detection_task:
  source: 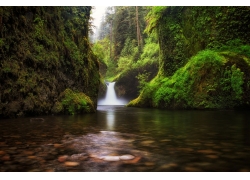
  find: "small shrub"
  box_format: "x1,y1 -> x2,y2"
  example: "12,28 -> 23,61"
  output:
60,88 -> 94,115
231,64 -> 244,100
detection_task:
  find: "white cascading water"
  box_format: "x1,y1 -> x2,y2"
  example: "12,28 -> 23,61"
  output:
98,82 -> 128,105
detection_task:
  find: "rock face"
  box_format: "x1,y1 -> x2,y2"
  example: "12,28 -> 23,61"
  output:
157,6 -> 250,77
114,61 -> 158,100
128,7 -> 250,109
0,7 -> 100,118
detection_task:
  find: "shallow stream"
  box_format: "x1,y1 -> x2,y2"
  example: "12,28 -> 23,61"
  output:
0,106 -> 250,172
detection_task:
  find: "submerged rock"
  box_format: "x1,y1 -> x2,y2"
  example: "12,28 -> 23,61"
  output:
141,140 -> 155,146
101,156 -> 120,161
58,155 -> 69,163
119,154 -> 135,160
64,161 -> 80,167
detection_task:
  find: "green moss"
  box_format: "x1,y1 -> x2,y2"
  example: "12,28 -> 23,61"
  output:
129,49 -> 249,109
0,7 -> 100,118
230,64 -> 244,100
151,7 -> 250,76
60,88 -> 95,115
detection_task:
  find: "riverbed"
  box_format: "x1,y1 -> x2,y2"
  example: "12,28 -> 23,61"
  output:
0,105 -> 250,172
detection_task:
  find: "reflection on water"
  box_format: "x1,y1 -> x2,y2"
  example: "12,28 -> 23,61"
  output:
106,110 -> 115,130
0,105 -> 250,172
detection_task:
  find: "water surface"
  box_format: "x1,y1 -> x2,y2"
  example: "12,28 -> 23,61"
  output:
0,106 -> 250,172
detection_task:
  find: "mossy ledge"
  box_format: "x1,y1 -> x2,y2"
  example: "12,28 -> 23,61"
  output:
128,50 -> 250,109
0,7 -> 100,118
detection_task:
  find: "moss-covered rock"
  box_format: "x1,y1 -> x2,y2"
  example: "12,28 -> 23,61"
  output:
0,7 -> 100,118
157,6 -> 250,77
52,88 -> 95,115
113,60 -> 158,100
128,49 -> 250,109
128,6 -> 250,110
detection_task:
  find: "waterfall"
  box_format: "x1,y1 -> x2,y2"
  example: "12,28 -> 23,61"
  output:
98,82 -> 128,105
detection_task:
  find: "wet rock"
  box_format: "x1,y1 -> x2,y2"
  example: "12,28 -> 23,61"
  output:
7,150 -> 18,155
101,156 -> 120,161
9,147 -> 17,150
28,156 -> 37,159
221,149 -> 231,152
197,149 -> 218,154
15,142 -> 22,145
54,144 -> 63,148
191,162 -> 212,167
58,155 -> 69,163
1,155 -> 10,161
0,150 -> 6,155
70,154 -> 87,161
141,140 -> 155,146
160,139 -> 171,142
159,163 -> 178,170
45,169 -> 55,172
206,155 -> 219,159
0,142 -> 7,146
28,169 -> 41,172
64,161 -> 80,166
221,143 -> 233,147
145,162 -> 155,166
122,156 -> 141,164
119,154 -> 135,160
23,151 -> 34,155
204,143 -> 215,147
185,166 -> 202,172
176,148 -> 193,152
240,168 -> 250,172
44,154 -> 55,160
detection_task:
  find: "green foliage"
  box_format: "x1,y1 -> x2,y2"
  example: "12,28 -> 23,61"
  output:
129,49 -> 247,109
136,41 -> 159,67
0,7 -> 99,118
214,39 -> 250,58
117,56 -> 132,72
144,6 -> 168,35
230,64 -> 244,100
33,16 -> 45,40
152,6 -> 250,76
61,88 -> 94,115
0,38 -> 4,48
136,72 -> 151,92
92,42 -> 106,64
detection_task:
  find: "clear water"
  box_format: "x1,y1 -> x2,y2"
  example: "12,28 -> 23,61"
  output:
0,106 -> 250,172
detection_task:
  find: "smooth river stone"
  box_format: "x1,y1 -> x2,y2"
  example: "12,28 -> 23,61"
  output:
141,140 -> 155,145
54,144 -> 63,148
0,151 -> 6,155
64,161 -> 80,166
145,162 -> 155,166
206,155 -> 219,159
159,163 -> 178,170
119,154 -> 135,160
1,155 -> 10,161
185,166 -> 202,172
101,156 -> 120,161
197,149 -> 218,154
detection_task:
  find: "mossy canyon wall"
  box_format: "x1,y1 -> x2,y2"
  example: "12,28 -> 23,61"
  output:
0,7 -> 100,118
158,6 -> 250,77
129,6 -> 250,109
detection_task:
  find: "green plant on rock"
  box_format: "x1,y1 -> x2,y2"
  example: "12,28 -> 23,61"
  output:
136,72 -> 151,93
61,88 -> 94,115
231,64 -> 244,100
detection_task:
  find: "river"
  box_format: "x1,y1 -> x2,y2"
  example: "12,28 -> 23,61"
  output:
0,105 -> 249,172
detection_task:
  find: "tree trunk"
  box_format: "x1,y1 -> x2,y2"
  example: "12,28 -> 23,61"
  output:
110,20 -> 113,60
136,6 -> 143,52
